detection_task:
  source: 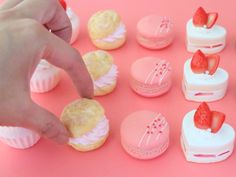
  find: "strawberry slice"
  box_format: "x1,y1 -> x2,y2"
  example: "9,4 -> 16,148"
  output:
194,102 -> 212,129
191,50 -> 208,74
211,111 -> 225,133
207,54 -> 220,75
59,0 -> 67,10
206,13 -> 218,28
193,7 -> 208,27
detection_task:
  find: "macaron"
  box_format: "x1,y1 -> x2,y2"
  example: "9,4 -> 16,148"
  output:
83,50 -> 118,96
60,98 -> 109,152
120,110 -> 170,160
30,60 -> 61,93
130,57 -> 172,97
88,9 -> 127,50
137,15 -> 174,49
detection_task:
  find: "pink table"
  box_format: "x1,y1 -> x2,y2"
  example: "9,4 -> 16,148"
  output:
1,0 -> 236,176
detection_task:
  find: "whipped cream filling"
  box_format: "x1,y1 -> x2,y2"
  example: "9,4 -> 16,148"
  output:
69,117 -> 109,146
94,64 -> 118,89
96,23 -> 126,43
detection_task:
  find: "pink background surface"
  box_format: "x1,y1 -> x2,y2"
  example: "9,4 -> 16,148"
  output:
1,0 -> 236,177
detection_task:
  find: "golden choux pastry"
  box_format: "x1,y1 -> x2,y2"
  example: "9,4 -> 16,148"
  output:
61,98 -> 109,152
88,9 -> 127,50
83,50 -> 118,96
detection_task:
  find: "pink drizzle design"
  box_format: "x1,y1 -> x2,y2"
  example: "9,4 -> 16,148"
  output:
155,17 -> 173,35
138,114 -> 168,147
145,60 -> 171,85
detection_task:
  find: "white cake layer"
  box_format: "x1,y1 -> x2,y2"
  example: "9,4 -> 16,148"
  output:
184,59 -> 228,89
181,110 -> 235,163
182,80 -> 227,102
186,19 -> 226,54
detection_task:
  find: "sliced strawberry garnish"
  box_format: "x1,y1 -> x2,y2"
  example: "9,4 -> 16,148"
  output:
59,0 -> 67,10
206,13 -> 218,28
207,54 -> 220,75
191,50 -> 208,74
194,102 -> 212,129
211,111 -> 225,133
193,7 -> 208,27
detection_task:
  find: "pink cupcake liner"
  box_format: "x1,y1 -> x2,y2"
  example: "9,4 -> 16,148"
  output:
30,73 -> 61,93
0,126 -> 40,149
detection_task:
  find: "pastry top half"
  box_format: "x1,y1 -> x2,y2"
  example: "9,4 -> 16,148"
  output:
83,50 -> 114,80
88,9 -> 121,40
60,98 -> 105,137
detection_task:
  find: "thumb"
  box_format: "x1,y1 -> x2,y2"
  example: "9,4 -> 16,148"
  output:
23,103 -> 69,144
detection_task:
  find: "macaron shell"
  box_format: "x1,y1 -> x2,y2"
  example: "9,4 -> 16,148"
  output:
83,50 -> 113,80
88,10 -> 121,40
131,57 -> 172,85
137,15 -> 174,38
121,110 -> 169,159
60,99 -> 105,137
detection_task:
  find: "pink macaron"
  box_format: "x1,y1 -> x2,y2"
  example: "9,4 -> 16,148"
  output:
120,110 -> 170,160
130,57 -> 172,97
137,15 -> 174,49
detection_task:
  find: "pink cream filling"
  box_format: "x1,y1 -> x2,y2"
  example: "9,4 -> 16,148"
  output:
194,151 -> 230,158
189,43 -> 223,49
194,92 -> 214,96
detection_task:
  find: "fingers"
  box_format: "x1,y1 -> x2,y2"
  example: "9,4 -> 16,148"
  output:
0,0 -> 22,10
0,96 -> 68,144
10,0 -> 72,42
24,102 -> 69,144
40,27 -> 94,98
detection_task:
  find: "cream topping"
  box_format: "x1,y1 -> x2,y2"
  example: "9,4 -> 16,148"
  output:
96,23 -> 126,43
94,64 -> 118,89
69,117 -> 109,146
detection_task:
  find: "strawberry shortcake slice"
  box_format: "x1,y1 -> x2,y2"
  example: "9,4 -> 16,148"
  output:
186,7 -> 226,54
182,50 -> 228,102
181,102 -> 235,163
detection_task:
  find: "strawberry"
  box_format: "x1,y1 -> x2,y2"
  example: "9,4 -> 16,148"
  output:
191,50 -> 208,74
59,0 -> 67,10
194,102 -> 212,129
206,13 -> 218,28
211,111 -> 225,133
207,54 -> 220,75
193,7 -> 208,27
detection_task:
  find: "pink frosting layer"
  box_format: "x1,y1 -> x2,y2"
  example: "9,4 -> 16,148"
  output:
94,64 -> 118,89
69,117 -> 109,146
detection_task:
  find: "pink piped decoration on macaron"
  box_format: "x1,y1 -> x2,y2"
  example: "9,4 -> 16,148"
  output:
144,59 -> 171,85
138,114 -> 168,147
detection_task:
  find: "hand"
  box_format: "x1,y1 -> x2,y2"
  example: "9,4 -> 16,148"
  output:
0,0 -> 94,144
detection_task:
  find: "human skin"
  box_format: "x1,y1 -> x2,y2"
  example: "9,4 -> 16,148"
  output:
0,0 -> 94,144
